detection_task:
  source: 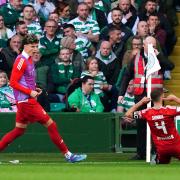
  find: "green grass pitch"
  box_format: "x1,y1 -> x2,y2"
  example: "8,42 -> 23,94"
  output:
0,153 -> 180,180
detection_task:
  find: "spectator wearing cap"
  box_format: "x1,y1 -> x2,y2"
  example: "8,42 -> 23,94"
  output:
60,36 -> 84,78
63,24 -> 96,61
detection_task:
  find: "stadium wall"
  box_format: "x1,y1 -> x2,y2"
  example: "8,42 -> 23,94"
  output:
0,113 -> 118,153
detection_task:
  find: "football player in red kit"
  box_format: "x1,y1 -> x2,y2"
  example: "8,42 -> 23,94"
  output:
125,89 -> 180,164
0,34 -> 87,163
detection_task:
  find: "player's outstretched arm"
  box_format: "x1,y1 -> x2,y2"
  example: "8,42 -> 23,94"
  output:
163,94 -> 180,104
125,97 -> 150,119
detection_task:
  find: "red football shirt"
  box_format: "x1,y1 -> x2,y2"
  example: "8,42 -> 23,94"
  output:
134,106 -> 180,148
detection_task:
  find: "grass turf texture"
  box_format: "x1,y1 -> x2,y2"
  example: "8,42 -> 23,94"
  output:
0,153 -> 180,180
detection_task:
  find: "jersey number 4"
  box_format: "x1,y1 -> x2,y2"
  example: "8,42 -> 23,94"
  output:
155,121 -> 168,134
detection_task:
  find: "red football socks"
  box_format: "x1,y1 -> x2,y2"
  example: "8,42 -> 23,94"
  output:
47,122 -> 69,154
0,127 -> 25,151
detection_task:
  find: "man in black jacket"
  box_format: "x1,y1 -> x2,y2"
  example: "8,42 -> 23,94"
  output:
101,8 -> 133,43
84,0 -> 108,30
0,35 -> 21,78
138,0 -> 176,55
118,36 -> 174,160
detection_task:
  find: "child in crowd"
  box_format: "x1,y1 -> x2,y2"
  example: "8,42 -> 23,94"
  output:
81,57 -> 118,112
0,70 -> 17,112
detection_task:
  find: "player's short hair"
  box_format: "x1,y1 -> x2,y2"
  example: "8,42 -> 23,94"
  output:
151,89 -> 163,102
81,75 -> 94,84
22,34 -> 39,46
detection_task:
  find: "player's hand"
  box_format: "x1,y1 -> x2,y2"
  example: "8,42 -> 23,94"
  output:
163,94 -> 177,101
117,96 -> 124,103
30,90 -> 39,98
123,116 -> 133,123
35,87 -> 42,95
154,48 -> 159,56
140,97 -> 151,104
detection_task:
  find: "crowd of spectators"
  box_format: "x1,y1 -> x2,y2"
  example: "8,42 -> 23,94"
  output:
0,0 -> 179,113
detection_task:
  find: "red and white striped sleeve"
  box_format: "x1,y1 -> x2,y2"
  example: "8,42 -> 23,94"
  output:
10,56 -> 32,95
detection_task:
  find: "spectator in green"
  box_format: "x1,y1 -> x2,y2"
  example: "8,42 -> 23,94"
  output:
0,0 -> 23,30
0,70 -> 17,112
48,12 -> 63,39
60,36 -> 85,78
94,0 -> 111,15
63,24 -> 96,61
84,0 -> 108,31
68,75 -> 104,112
81,57 -> 118,112
38,19 -> 61,67
0,15 -> 14,48
95,41 -> 121,85
21,4 -> 42,39
69,2 -> 100,43
36,19 -> 61,90
50,48 -> 79,103
117,80 -> 135,112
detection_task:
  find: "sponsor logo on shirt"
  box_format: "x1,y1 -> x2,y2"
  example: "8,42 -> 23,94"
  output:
152,115 -> 164,120
157,135 -> 174,140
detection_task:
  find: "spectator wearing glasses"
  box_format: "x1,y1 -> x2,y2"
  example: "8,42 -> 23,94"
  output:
122,35 -> 142,66
36,20 -> 60,90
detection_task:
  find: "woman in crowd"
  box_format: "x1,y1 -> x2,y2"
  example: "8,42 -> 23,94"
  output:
0,15 -> 14,48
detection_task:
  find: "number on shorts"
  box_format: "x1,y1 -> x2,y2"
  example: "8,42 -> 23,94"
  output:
155,121 -> 168,134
